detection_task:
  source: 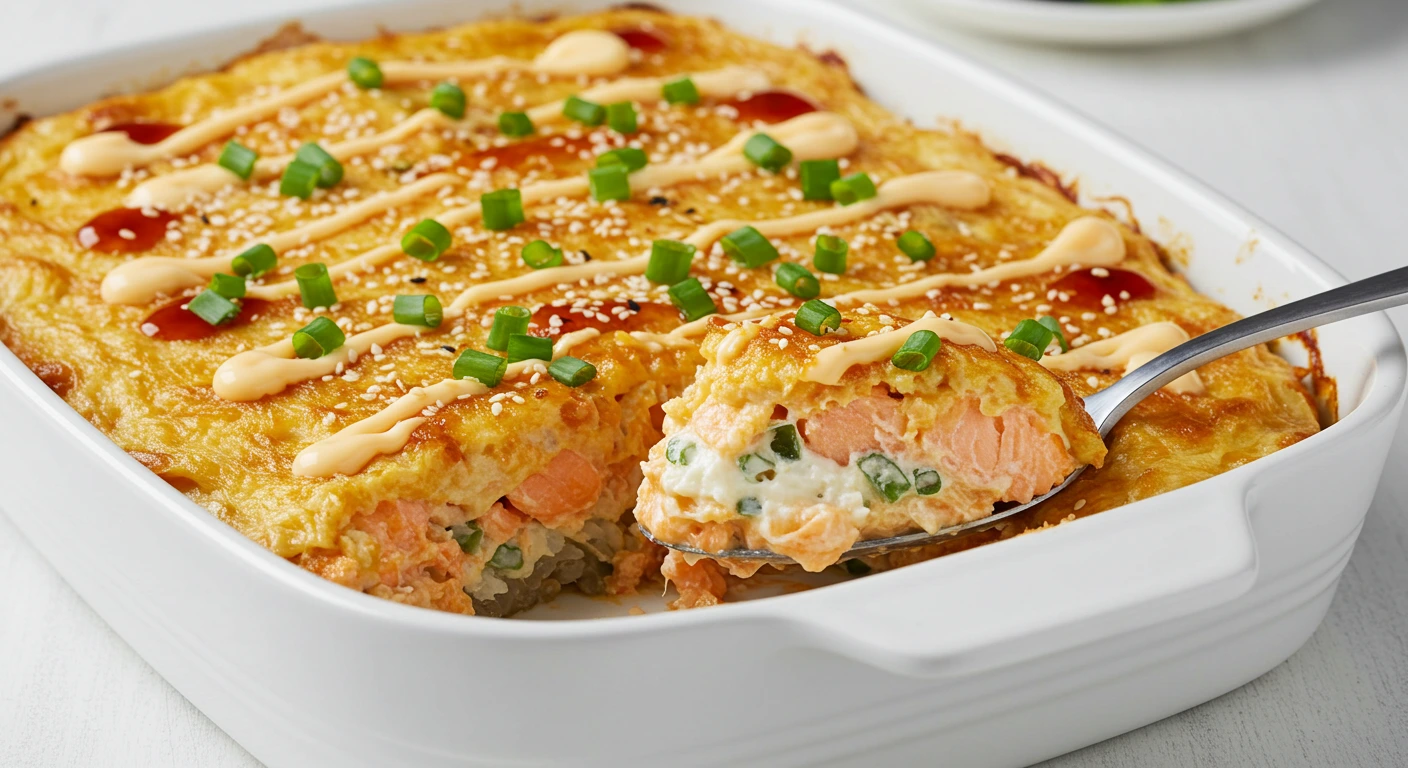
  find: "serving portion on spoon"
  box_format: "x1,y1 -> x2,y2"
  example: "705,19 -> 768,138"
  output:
639,265 -> 1408,566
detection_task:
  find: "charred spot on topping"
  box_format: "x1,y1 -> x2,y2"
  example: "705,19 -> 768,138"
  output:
994,153 -> 1078,204
29,198 -> 36,206
141,297 -> 274,341
76,208 -> 177,254
1046,268 -> 1156,311
534,388 -> 549,399
529,300 -> 676,336
648,196 -> 669,206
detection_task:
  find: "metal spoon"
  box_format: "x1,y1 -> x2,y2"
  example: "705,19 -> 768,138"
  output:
642,265 -> 1408,563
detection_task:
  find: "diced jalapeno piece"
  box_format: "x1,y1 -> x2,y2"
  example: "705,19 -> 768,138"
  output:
769,423 -> 801,461
913,468 -> 942,496
447,522 -> 483,553
666,437 -> 696,466
489,543 -> 523,570
737,452 -> 775,483
736,497 -> 763,517
858,453 -> 910,502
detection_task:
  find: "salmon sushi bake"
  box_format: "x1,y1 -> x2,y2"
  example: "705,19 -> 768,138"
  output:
0,7 -> 1322,617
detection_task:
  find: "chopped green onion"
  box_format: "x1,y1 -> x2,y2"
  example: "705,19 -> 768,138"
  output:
1038,315 -> 1069,352
775,262 -> 820,299
1004,319 -> 1056,361
489,543 -> 523,570
218,141 -> 258,180
294,263 -> 338,309
596,147 -> 648,172
207,272 -> 246,299
799,159 -> 840,201
347,57 -> 383,89
661,77 -> 699,105
720,225 -> 778,268
486,305 -> 530,351
736,497 -> 762,517
279,160 -> 321,199
294,143 -> 343,188
430,82 -> 466,119
813,234 -> 848,274
794,299 -> 841,336
858,453 -> 910,502
770,424 -> 801,461
891,330 -> 941,372
562,95 -> 605,126
481,188 -> 524,231
914,468 -> 942,496
521,240 -> 564,269
743,133 -> 793,173
645,239 -> 696,284
665,437 -> 695,465
897,230 -> 935,262
187,290 -> 239,326
588,164 -> 630,202
737,453 -> 775,483
291,316 -> 346,359
830,172 -> 877,206
507,333 -> 552,363
447,522 -> 483,553
548,356 -> 597,387
606,101 -> 638,134
668,277 -> 716,322
230,243 -> 276,278
392,294 -> 443,327
401,218 -> 452,261
498,111 -> 534,137
453,349 -> 506,387
843,559 -> 872,576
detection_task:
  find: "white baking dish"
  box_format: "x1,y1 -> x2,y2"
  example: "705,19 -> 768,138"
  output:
0,1 -> 1402,766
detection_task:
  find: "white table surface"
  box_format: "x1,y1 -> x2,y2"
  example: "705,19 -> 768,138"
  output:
1,1 -> 1405,766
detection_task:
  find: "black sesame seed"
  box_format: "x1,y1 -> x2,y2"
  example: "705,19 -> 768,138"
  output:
648,196 -> 668,206
626,299 -> 641,312
441,345 -> 455,353
200,213 -> 211,225
580,250 -> 592,261
685,207 -> 696,214
29,198 -> 37,206
409,276 -> 427,284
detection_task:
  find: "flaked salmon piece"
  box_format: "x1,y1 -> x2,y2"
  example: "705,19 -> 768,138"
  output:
662,550 -> 727,610
506,450 -> 603,526
922,397 -> 1077,504
752,502 -> 861,572
475,501 -> 530,543
798,386 -> 907,466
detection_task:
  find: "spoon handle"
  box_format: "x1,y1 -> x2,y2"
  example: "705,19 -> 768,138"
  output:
1083,266 -> 1408,435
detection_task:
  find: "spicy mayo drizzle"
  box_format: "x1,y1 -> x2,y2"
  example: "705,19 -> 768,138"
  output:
1041,321 -> 1204,394
803,312 -> 997,385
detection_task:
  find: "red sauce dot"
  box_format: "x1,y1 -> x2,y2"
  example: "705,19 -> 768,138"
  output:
77,208 -> 178,254
529,300 -> 678,337
613,28 -> 669,53
722,90 -> 819,124
140,298 -> 271,342
1046,267 -> 1157,310
101,122 -> 182,145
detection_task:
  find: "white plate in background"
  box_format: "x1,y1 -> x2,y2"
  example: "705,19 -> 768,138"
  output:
907,0 -> 1323,45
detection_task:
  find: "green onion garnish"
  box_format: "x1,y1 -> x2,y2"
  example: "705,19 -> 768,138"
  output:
489,543 -> 523,570
596,147 -> 648,172
799,159 -> 840,201
665,437 -> 696,465
858,453 -> 910,502
453,349 -> 506,387
208,272 -> 246,299
400,218 -> 452,262
736,497 -> 763,517
1038,315 -> 1069,352
830,172 -> 877,206
521,240 -> 564,270
187,290 -> 239,326
645,239 -> 696,284
743,133 -> 793,174
843,559 -> 872,575
548,356 -> 597,387
486,305 -> 530,351
279,160 -> 321,199
770,424 -> 801,461
430,82 -> 467,119
913,468 -> 942,496
498,111 -> 534,137
606,101 -> 638,134
218,141 -> 258,180
891,329 -> 941,372
347,57 -> 383,89
481,188 -> 524,231
588,164 -> 630,202
294,263 -> 338,309
447,521 -> 483,553
662,77 -> 699,105
721,225 -> 779,268
562,95 -> 605,126
897,230 -> 935,262
231,243 -> 277,278
668,277 -> 716,322
1004,318 -> 1056,361
813,234 -> 848,274
794,299 -> 841,336
392,294 -> 443,327
775,262 -> 820,299
507,333 -> 552,363
292,316 -> 346,359
294,143 -> 343,188
737,453 -> 775,483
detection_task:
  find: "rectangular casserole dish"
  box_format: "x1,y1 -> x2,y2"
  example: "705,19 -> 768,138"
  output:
0,1 -> 1401,766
